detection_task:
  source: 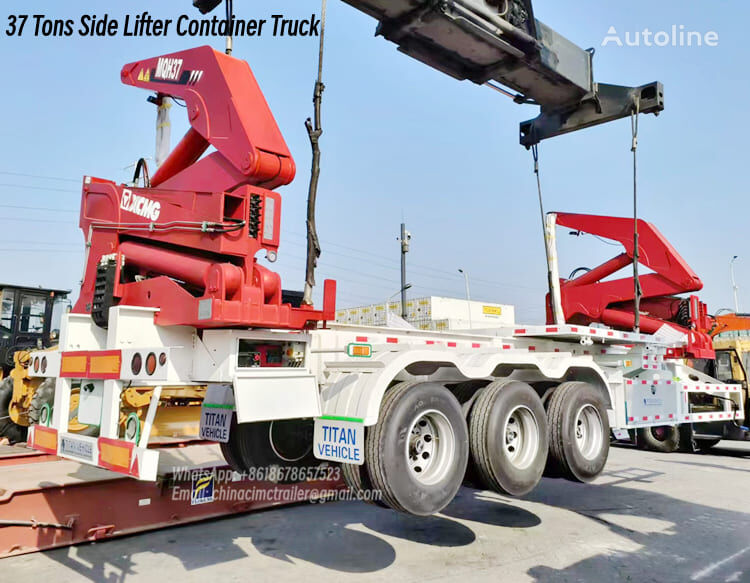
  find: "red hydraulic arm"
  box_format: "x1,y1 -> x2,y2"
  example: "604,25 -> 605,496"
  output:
74,46 -> 335,329
547,213 -> 714,358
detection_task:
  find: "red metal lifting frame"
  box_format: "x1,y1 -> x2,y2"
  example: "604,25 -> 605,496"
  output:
547,213 -> 715,358
73,46 -> 335,329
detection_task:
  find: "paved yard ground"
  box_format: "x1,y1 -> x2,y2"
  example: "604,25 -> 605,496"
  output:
5,442 -> 750,582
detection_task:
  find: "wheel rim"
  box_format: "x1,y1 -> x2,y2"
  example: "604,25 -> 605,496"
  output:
574,404 -> 603,460
268,420 -> 313,462
125,413 -> 140,442
503,405 -> 540,470
405,409 -> 456,485
40,403 -> 51,427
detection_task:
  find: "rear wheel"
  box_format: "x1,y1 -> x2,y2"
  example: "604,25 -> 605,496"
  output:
223,417 -> 319,483
636,425 -> 680,453
0,376 -> 27,444
365,382 -> 468,515
219,413 -> 246,473
342,454 -> 388,508
547,382 -> 610,482
469,379 -> 548,496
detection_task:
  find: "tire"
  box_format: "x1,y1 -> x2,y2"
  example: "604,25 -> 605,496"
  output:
27,378 -> 55,425
365,381 -> 469,516
469,379 -> 548,496
232,418 -> 319,483
636,425 -> 680,453
695,438 -> 720,452
219,413 -> 246,473
27,379 -> 98,436
453,380 -> 487,407
341,455 -> 388,508
547,381 -> 610,483
452,380 -> 488,487
0,376 -> 27,444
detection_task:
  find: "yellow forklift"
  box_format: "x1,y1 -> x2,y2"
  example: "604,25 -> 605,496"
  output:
0,284 -> 204,444
0,284 -> 69,443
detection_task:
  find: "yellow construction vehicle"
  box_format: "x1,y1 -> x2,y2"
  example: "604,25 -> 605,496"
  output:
0,284 -> 203,444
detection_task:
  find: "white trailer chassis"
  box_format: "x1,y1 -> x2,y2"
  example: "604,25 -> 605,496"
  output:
26,306 -> 744,480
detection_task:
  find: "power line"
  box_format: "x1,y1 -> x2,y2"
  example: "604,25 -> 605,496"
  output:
0,216 -> 74,224
0,183 -> 78,194
0,171 -> 80,183
0,204 -> 77,213
0,240 -> 79,247
0,248 -> 79,253
282,236 -> 536,292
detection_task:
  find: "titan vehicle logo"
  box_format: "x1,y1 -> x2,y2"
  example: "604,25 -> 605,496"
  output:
120,189 -> 161,221
154,57 -> 183,81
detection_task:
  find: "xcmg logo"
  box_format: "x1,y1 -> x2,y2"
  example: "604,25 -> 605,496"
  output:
120,189 -> 161,221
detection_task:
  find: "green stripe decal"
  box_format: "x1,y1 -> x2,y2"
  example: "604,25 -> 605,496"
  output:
320,415 -> 364,423
202,403 -> 235,410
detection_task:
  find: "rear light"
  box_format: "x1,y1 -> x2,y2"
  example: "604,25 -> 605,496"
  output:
131,353 -> 142,375
33,357 -> 40,373
145,352 -> 157,375
41,356 -> 47,374
158,352 -> 167,366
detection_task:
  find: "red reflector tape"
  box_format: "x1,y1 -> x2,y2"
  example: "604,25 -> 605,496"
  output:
546,327 -> 558,333
447,342 -> 457,348
472,343 -> 480,348
514,329 -> 526,334
356,336 -> 368,342
386,338 -> 398,344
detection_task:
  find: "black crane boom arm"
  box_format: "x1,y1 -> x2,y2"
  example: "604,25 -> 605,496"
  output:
341,0 -> 664,146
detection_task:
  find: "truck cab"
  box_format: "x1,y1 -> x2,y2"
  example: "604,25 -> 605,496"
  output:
0,285 -> 69,372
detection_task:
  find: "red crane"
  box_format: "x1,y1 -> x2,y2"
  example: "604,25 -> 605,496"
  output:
74,46 -> 335,330
547,213 -> 715,359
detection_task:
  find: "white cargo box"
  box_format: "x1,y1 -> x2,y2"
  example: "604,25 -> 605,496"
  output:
335,296 -> 514,329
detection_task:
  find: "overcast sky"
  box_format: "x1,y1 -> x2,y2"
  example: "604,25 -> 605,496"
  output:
0,0 -> 744,323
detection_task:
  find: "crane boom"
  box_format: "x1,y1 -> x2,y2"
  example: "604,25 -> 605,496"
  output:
341,0 -> 664,145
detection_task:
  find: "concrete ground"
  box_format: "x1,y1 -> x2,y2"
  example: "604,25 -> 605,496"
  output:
5,442 -> 750,582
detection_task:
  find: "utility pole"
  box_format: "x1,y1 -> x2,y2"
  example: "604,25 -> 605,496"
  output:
398,223 -> 411,319
731,255 -> 740,313
458,268 -> 472,328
